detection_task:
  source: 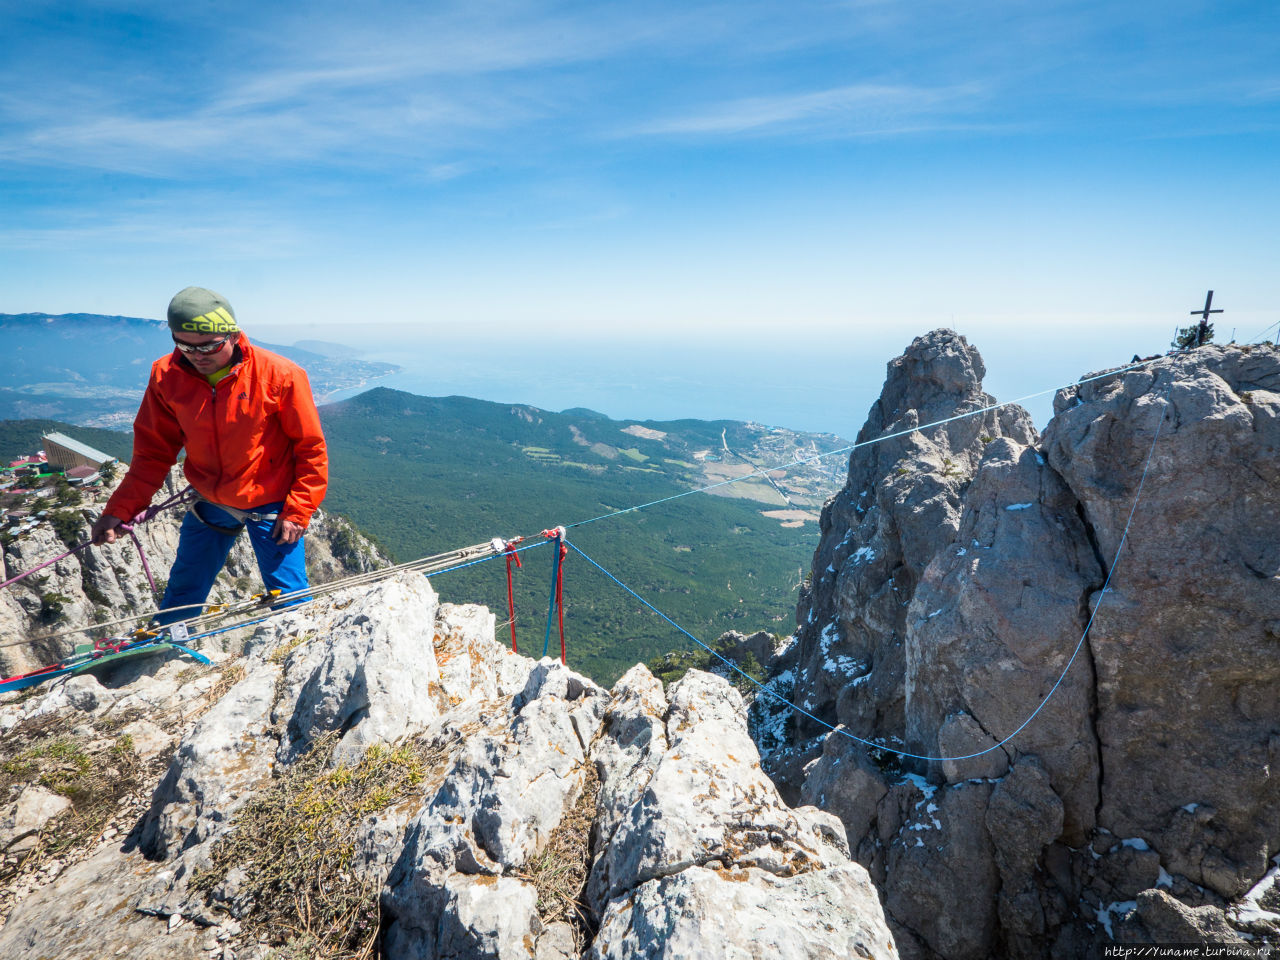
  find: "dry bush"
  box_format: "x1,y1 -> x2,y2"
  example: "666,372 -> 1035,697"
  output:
0,717 -> 148,894
515,758 -> 600,943
191,731 -> 445,960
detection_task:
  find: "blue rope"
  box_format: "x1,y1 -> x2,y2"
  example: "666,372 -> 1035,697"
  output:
565,356 -> 1166,532
1245,319 -> 1280,344
543,533 -> 562,658
563,388 -> 1170,763
186,615 -> 274,644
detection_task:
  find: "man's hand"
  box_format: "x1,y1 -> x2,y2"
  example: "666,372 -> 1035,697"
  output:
272,517 -> 304,545
91,514 -> 123,546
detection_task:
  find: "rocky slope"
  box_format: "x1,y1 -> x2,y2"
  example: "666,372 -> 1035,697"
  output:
1,466 -> 387,678
0,573 -> 896,959
755,331 -> 1280,957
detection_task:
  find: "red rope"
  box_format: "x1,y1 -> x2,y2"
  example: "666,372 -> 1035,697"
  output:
503,540 -> 523,653
539,527 -> 569,664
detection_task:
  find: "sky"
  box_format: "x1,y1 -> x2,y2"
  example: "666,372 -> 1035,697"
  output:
2,0 -> 1278,433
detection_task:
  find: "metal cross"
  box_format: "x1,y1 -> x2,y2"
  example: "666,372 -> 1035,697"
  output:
1190,290 -> 1224,322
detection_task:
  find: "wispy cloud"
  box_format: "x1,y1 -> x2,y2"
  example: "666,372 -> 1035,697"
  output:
0,2 -> 681,176
625,82 -> 987,138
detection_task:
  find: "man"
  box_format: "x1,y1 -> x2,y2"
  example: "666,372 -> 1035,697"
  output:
92,286 -> 328,625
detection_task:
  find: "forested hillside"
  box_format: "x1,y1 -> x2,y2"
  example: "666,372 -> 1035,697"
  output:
2,394 -> 845,684
320,388 -> 845,683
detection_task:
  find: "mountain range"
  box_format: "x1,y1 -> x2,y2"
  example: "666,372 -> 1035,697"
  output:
1,312 -> 849,683
0,313 -> 399,428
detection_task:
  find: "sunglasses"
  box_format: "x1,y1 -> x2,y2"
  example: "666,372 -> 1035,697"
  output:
172,333 -> 235,355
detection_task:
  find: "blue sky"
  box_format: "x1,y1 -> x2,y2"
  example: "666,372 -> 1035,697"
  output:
2,1 -> 1278,430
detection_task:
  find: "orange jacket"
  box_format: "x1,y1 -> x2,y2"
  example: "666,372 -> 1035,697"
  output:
105,334 -> 328,528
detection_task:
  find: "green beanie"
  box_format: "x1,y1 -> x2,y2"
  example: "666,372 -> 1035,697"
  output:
167,286 -> 238,334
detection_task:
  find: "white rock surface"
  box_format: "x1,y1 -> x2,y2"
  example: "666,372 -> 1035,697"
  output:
589,863 -> 895,960
0,786 -> 72,855
2,574 -> 897,960
589,668 -> 893,959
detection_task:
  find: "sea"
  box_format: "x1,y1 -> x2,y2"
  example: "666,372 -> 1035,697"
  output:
261,324 -> 1151,440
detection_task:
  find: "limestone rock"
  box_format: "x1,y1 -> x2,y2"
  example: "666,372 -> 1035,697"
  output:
1046,347 -> 1280,899
1133,888 -> 1247,944
0,465 -> 387,677
274,576 -> 442,766
759,336 -> 1280,957
139,660 -> 282,859
885,779 -> 999,960
590,671 -> 849,909
903,436 -> 1100,840
118,718 -> 175,760
589,668 -> 893,958
4,572 -> 896,957
0,785 -> 72,856
382,658 -> 604,954
774,329 -> 1036,803
0,844 -> 210,959
588,863 -> 895,960
382,873 -> 541,960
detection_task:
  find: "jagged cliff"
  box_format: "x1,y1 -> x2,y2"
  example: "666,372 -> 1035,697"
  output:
0,576 -> 895,959
1,466 -> 387,677
4,331 -> 1278,959
756,330 -> 1280,957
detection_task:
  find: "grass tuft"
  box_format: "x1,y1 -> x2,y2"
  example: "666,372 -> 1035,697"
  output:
515,758 -> 599,943
191,731 -> 444,960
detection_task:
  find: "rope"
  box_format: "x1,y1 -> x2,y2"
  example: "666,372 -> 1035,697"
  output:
541,528 -> 567,661
562,355 -> 1167,532
562,387 -> 1170,762
0,539 -> 553,690
4,356 -> 1166,654
0,540 -> 92,591
1244,319 -> 1280,344
1,352 -> 1176,698
0,486 -> 191,594
500,538 -> 524,653
3,536 -> 550,653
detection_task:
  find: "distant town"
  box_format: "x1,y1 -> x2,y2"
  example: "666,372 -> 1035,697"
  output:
1,432 -> 117,542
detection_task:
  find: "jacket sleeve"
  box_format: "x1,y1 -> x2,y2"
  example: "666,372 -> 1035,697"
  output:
103,367 -> 185,522
278,365 -> 328,528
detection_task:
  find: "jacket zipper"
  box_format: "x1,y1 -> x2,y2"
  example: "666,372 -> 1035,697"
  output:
210,383 -> 222,498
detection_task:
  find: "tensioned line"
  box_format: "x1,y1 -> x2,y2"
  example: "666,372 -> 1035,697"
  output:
8,354 -> 1165,653
564,354 -> 1165,532
566,386 -> 1171,763
4,350 -> 1173,706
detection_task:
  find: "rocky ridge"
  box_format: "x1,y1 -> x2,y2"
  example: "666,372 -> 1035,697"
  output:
1,465 -> 387,678
0,573 -> 896,959
756,331 -> 1280,957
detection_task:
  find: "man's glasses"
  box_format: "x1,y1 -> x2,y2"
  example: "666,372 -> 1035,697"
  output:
172,334 -> 234,355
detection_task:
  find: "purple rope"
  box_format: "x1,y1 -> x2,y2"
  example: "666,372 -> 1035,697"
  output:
0,541 -> 91,590
0,486 -> 192,593
124,527 -> 158,597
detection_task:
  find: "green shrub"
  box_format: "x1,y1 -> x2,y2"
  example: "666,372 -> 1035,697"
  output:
39,592 -> 72,623
1173,321 -> 1214,349
49,510 -> 85,549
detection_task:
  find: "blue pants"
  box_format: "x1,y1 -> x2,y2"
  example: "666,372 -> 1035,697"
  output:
154,500 -> 309,626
